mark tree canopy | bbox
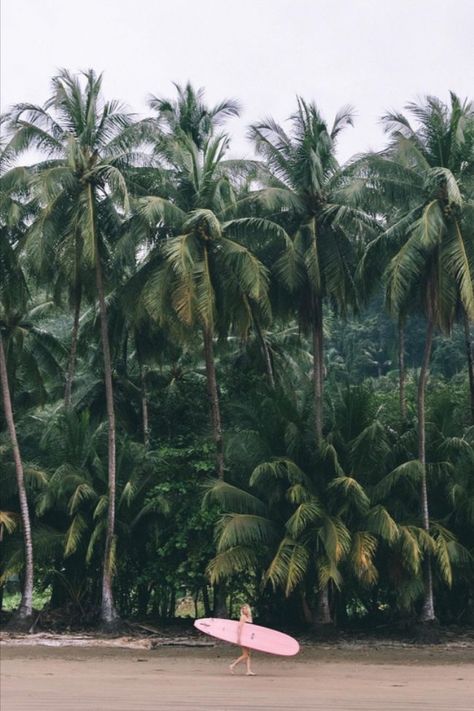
[1,76,473,630]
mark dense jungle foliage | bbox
[1,71,473,631]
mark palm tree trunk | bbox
[141,367,150,448]
[64,283,82,408]
[255,319,275,389]
[212,582,227,617]
[300,591,313,626]
[398,319,407,421]
[89,188,118,629]
[248,300,275,389]
[202,325,224,479]
[462,308,474,425]
[135,339,150,447]
[318,305,324,408]
[312,298,324,446]
[418,316,435,623]
[314,585,332,625]
[95,252,119,628]
[0,331,34,623]
[202,585,211,617]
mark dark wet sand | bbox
[1,644,473,710]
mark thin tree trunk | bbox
[300,591,313,626]
[90,188,118,629]
[135,339,150,447]
[255,320,275,389]
[202,325,224,479]
[64,283,82,408]
[312,298,324,446]
[0,523,3,613]
[202,585,211,617]
[418,316,436,623]
[168,587,176,619]
[318,302,324,411]
[314,585,332,625]
[0,331,33,622]
[309,216,324,446]
[140,364,150,448]
[398,319,407,421]
[463,309,474,425]
[249,300,275,389]
[213,582,227,617]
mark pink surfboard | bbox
[194,618,299,656]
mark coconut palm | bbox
[359,94,474,621]
[206,419,399,626]
[247,99,375,445]
[0,164,34,624]
[4,69,142,627]
[139,87,284,478]
[204,378,397,625]
[149,82,240,150]
[30,408,169,616]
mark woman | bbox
[229,604,255,675]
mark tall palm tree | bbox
[0,165,34,624]
[248,99,375,445]
[149,82,240,150]
[362,94,474,621]
[4,69,141,627]
[139,89,281,479]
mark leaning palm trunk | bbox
[64,282,82,408]
[418,315,436,623]
[247,298,275,389]
[202,325,224,479]
[0,331,34,623]
[463,309,474,425]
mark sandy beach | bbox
[1,643,474,711]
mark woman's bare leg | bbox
[230,648,249,673]
[246,651,255,675]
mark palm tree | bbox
[0,165,34,625]
[139,87,281,479]
[0,334,34,626]
[205,390,399,627]
[248,99,375,445]
[361,94,474,621]
[4,69,142,627]
[206,462,349,627]
[31,409,167,615]
[149,82,240,149]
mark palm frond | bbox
[202,479,267,515]
[64,514,87,557]
[366,505,399,543]
[286,500,323,538]
[216,513,278,552]
[350,531,378,585]
[372,460,423,500]
[207,545,260,584]
[264,538,309,596]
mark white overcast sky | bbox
[1,0,472,161]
